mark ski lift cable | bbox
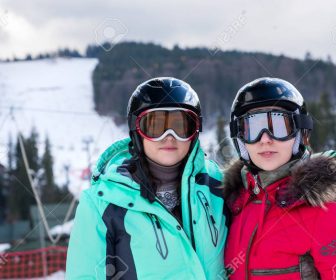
[10,109,78,244]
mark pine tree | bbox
[1,134,15,222]
[40,137,56,203]
[308,92,336,151]
[25,128,40,172]
[308,101,321,151]
[320,92,336,149]
[7,134,14,172]
[40,136,57,203]
[8,129,39,221]
[40,136,73,203]
[216,116,232,166]
[0,164,6,223]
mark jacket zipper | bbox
[147,213,168,259]
[245,174,272,279]
[197,191,218,246]
[245,225,258,280]
[244,174,261,280]
[187,146,199,251]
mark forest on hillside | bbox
[89,42,336,121]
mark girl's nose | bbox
[259,132,273,143]
[163,134,175,141]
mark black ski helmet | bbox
[127,77,202,156]
[231,77,308,116]
[230,77,313,163]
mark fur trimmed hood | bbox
[223,155,336,210]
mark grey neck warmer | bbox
[147,157,182,211]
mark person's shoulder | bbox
[93,138,132,176]
[290,151,336,207]
[77,185,115,218]
[310,201,336,226]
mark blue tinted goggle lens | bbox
[238,111,297,143]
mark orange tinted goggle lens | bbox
[139,110,198,139]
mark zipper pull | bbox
[210,215,216,225]
[253,175,261,195]
[154,216,162,229]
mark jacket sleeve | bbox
[310,203,336,279]
[66,191,111,279]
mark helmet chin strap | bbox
[292,109,301,156]
[237,138,249,161]
[128,132,156,202]
[129,131,143,158]
[292,131,301,155]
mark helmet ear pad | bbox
[129,131,143,158]
[236,138,250,161]
[292,130,301,156]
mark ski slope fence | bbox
[0,246,67,279]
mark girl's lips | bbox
[258,151,277,158]
[160,147,177,151]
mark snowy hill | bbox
[0,58,219,199]
[0,58,129,197]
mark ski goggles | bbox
[230,109,313,144]
[136,107,200,142]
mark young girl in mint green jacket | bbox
[66,77,228,279]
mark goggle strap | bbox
[230,119,238,138]
[198,116,203,132]
[293,114,313,130]
[130,114,137,131]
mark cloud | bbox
[0,0,335,59]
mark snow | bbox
[0,58,222,200]
[0,58,128,198]
[50,220,73,236]
[0,243,10,252]
[44,271,65,280]
[8,271,65,280]
[45,271,65,280]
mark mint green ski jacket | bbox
[66,138,228,279]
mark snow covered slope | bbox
[0,58,220,198]
[0,58,128,197]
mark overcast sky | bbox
[0,0,335,60]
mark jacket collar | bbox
[224,153,336,209]
[88,138,207,224]
[92,137,205,190]
[240,159,299,189]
